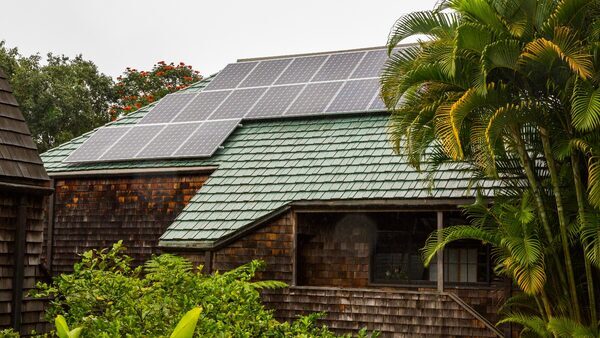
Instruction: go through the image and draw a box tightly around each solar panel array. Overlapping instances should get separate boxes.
[66,47,391,163]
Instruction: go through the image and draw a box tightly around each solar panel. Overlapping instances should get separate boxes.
[369,94,387,111]
[64,127,131,162]
[173,91,231,122]
[326,79,379,113]
[285,82,343,116]
[311,51,364,82]
[100,125,165,161]
[209,87,267,120]
[136,123,201,158]
[274,55,328,85]
[239,58,292,88]
[66,47,396,164]
[174,119,240,157]
[246,85,304,119]
[138,93,196,124]
[350,49,388,79]
[204,62,258,90]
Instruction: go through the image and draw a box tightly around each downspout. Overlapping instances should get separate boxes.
[12,195,26,332]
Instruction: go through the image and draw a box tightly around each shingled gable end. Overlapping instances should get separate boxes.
[41,47,510,337]
[0,68,52,334]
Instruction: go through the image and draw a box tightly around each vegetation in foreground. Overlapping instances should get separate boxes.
[382,0,600,336]
[19,242,376,337]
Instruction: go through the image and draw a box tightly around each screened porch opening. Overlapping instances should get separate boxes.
[295,211,491,288]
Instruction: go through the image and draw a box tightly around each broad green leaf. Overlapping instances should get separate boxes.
[170,307,202,338]
[55,315,70,338]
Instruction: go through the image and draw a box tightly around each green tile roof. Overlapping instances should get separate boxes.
[159,114,498,247]
[41,74,499,248]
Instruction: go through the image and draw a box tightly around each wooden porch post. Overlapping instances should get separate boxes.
[437,211,444,293]
[291,210,297,286]
[12,195,26,332]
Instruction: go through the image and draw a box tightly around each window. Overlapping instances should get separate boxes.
[296,211,492,288]
[371,212,436,284]
[429,245,489,283]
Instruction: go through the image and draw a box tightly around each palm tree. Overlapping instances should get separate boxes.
[381,0,600,331]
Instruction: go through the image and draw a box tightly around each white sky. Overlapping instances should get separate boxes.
[1,0,438,79]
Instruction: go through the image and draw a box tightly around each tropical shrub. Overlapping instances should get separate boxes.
[381,0,600,335]
[31,242,375,337]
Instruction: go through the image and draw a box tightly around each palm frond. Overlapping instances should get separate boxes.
[421,225,499,266]
[521,26,593,79]
[387,11,459,52]
[571,79,600,132]
[498,313,551,337]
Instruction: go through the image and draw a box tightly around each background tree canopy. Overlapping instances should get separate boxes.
[0,41,203,153]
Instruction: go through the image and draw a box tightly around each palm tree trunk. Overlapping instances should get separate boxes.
[571,151,597,324]
[511,129,568,289]
[539,128,581,322]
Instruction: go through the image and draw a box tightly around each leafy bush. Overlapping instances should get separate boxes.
[32,242,375,337]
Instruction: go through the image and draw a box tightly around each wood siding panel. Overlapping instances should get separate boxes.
[174,211,506,337]
[49,174,208,274]
[0,192,49,334]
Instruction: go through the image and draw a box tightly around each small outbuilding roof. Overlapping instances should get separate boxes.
[0,68,49,187]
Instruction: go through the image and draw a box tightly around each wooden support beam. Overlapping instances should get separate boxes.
[437,211,444,293]
[291,210,297,286]
[46,178,55,274]
[12,195,26,332]
[204,251,213,274]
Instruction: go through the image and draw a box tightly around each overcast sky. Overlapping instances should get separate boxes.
[1,0,438,79]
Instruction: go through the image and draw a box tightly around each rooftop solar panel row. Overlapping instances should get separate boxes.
[64,119,240,163]
[66,47,392,164]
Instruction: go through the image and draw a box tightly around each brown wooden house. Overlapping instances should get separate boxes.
[0,68,53,334]
[41,47,509,337]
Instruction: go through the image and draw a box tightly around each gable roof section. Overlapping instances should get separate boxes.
[159,114,499,248]
[0,68,49,186]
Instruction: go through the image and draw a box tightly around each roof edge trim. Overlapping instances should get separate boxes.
[158,197,492,250]
[48,166,218,178]
[236,43,418,62]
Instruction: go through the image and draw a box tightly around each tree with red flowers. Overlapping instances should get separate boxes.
[110,61,202,119]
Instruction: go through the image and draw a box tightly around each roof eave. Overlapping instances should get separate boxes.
[158,196,494,251]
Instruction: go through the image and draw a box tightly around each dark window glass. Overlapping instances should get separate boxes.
[371,212,436,283]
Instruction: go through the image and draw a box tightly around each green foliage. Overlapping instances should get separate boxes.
[0,41,116,152]
[109,61,202,118]
[55,315,82,338]
[169,307,201,338]
[383,0,600,329]
[31,242,376,338]
[0,329,20,338]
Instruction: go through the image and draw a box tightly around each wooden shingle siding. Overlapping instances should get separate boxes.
[0,67,50,333]
[0,69,48,185]
[212,213,294,282]
[49,174,208,274]
[172,211,505,337]
[263,287,497,338]
[0,192,49,334]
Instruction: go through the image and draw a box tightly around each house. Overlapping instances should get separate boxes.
[41,46,509,337]
[0,68,53,334]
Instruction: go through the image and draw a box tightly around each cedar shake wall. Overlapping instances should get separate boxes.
[212,212,294,282]
[297,219,371,287]
[172,211,507,337]
[49,173,208,274]
[0,192,49,334]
